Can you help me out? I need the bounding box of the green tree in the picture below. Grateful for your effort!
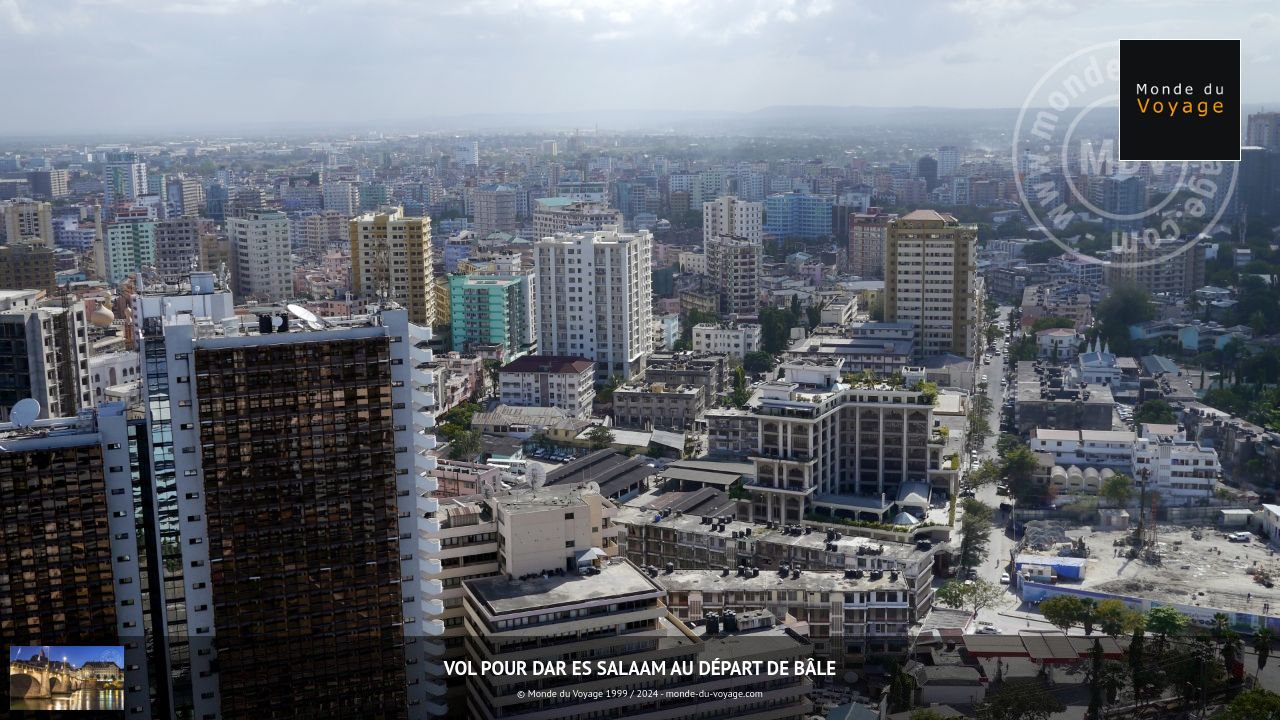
[1094,599,1142,637]
[1146,606,1189,648]
[586,425,615,450]
[1133,399,1177,426]
[1100,473,1135,508]
[1002,445,1044,505]
[1086,639,1104,720]
[743,351,774,374]
[1254,627,1274,678]
[596,375,622,404]
[976,678,1066,720]
[935,579,1004,616]
[729,366,751,408]
[996,433,1023,457]
[448,430,482,460]
[1040,595,1086,633]
[1217,688,1280,720]
[1030,316,1075,332]
[958,498,993,570]
[868,295,885,322]
[1095,282,1155,354]
[968,458,1001,488]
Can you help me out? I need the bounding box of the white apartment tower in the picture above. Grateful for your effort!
[323,181,360,217]
[702,195,763,247]
[535,227,653,382]
[227,209,292,302]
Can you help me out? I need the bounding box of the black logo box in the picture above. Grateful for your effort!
[1119,39,1240,162]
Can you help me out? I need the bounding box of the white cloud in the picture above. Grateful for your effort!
[0,0,34,33]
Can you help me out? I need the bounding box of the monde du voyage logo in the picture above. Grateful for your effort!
[1120,39,1241,161]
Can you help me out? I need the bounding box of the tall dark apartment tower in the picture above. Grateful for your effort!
[129,274,443,719]
[191,333,407,719]
[0,403,153,717]
[916,155,939,191]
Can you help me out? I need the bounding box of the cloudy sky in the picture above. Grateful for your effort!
[1,0,1278,135]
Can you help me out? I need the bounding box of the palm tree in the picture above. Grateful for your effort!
[1254,627,1275,680]
[1223,630,1244,683]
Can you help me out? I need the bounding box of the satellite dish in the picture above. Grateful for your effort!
[286,303,327,330]
[271,314,285,329]
[9,398,40,429]
[583,481,600,495]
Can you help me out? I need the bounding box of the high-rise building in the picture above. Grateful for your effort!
[0,294,91,419]
[153,216,200,283]
[1103,237,1205,298]
[104,220,157,285]
[26,168,69,199]
[130,279,442,718]
[103,152,148,219]
[937,146,959,178]
[702,195,763,247]
[531,198,623,238]
[1239,146,1280,221]
[227,209,292,302]
[535,228,653,382]
[848,208,896,280]
[1247,111,1280,150]
[447,273,535,361]
[0,402,151,717]
[164,174,205,218]
[0,243,57,292]
[453,140,479,167]
[916,155,939,191]
[705,235,762,318]
[323,180,360,217]
[1090,174,1145,232]
[1,198,54,246]
[298,209,347,256]
[471,184,518,236]
[350,207,436,326]
[885,209,980,358]
[764,192,835,239]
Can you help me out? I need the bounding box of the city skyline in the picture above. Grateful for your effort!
[3,0,1280,135]
[10,645,125,668]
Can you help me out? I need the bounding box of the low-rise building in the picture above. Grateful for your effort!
[1133,422,1221,499]
[645,351,729,398]
[1036,327,1081,360]
[691,322,761,359]
[498,355,595,418]
[1013,361,1115,435]
[614,383,706,431]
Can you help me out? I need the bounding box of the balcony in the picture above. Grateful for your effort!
[423,661,444,676]
[409,324,432,344]
[420,577,443,595]
[421,517,441,534]
[423,679,447,697]
[418,495,439,514]
[412,389,436,408]
[416,412,435,429]
[422,558,443,575]
[415,431,437,451]
[413,366,436,386]
[424,598,445,615]
[411,346,434,364]
[420,475,439,492]
[424,619,446,636]
[422,538,442,555]
[418,456,438,472]
[424,699,448,716]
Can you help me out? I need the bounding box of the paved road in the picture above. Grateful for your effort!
[950,305,1028,628]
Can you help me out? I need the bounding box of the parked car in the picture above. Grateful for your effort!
[1000,572,1011,584]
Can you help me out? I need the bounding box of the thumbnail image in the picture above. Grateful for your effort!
[9,646,125,712]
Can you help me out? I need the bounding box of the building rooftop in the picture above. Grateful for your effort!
[499,355,593,375]
[657,568,908,594]
[465,559,664,616]
[546,450,658,498]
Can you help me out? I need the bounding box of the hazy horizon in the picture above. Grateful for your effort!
[2,0,1280,136]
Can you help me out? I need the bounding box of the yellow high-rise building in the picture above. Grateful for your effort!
[885,209,981,359]
[350,207,435,326]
